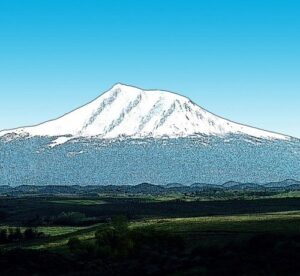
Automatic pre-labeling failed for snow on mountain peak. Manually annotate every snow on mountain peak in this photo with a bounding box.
[0,84,289,142]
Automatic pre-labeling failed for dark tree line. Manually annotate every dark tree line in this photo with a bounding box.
[0,227,45,244]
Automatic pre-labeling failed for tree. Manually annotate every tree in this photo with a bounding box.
[67,237,82,253]
[24,228,36,240]
[111,215,129,233]
[13,228,23,241]
[0,211,8,221]
[54,212,86,226]
[95,224,133,257]
[0,229,8,243]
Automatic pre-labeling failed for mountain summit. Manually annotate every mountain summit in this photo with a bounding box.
[0,84,289,142]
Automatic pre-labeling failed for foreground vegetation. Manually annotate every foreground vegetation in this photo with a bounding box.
[0,189,300,275]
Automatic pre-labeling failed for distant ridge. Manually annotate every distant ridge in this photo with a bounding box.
[1,179,300,195]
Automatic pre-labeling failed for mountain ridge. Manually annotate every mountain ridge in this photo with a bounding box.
[1,179,300,194]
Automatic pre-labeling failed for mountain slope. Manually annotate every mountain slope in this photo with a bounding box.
[0,135,299,185]
[0,84,289,142]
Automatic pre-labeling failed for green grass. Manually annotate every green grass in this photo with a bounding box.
[0,225,86,237]
[2,194,300,226]
[49,199,108,205]
[0,223,105,251]
[264,191,300,198]
[132,211,300,233]
[8,210,298,251]
[1,193,300,275]
[37,226,87,236]
[1,194,300,253]
[28,223,104,250]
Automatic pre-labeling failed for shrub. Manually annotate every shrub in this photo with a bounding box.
[67,237,82,253]
[0,227,45,244]
[95,228,133,257]
[0,229,8,243]
[0,210,8,221]
[8,227,23,242]
[23,228,42,240]
[130,227,184,252]
[53,212,86,226]
[111,215,129,233]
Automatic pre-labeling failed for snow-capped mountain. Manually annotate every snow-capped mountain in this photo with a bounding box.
[0,83,289,143]
[1,84,299,186]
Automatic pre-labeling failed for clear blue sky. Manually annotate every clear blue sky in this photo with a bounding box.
[0,0,299,137]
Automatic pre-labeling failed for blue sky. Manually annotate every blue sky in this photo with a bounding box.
[0,0,299,137]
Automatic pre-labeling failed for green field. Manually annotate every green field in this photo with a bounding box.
[15,211,300,250]
[1,192,300,275]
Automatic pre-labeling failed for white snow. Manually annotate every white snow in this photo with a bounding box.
[0,83,290,143]
[49,137,74,148]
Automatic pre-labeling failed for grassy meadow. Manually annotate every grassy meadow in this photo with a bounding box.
[0,191,300,275]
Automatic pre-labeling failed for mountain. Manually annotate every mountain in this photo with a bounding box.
[191,183,221,189]
[263,179,300,188]
[223,183,266,191]
[222,181,241,188]
[0,84,299,186]
[0,83,289,145]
